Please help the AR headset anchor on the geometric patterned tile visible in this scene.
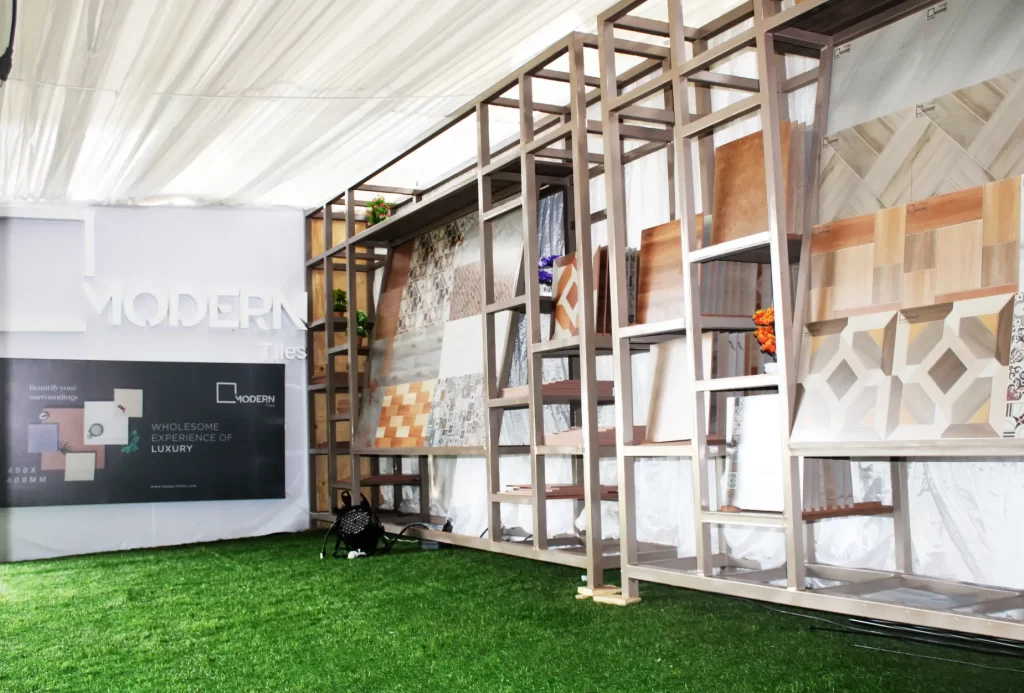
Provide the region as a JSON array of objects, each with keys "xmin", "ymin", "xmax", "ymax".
[
  {"xmin": 374, "ymin": 380, "xmax": 435, "ymax": 448},
  {"xmin": 424, "ymin": 374, "xmax": 485, "ymax": 447}
]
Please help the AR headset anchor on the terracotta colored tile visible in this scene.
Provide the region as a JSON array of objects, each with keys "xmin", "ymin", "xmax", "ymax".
[
  {"xmin": 981, "ymin": 176, "xmax": 1021, "ymax": 246},
  {"xmin": 811, "ymin": 212, "xmax": 875, "ymax": 254},
  {"xmin": 873, "ymin": 205, "xmax": 906, "ymax": 266},
  {"xmin": 934, "ymin": 220, "xmax": 983, "ymax": 296},
  {"xmin": 934, "ymin": 284, "xmax": 1018, "ymax": 304},
  {"xmin": 905, "ymin": 185, "xmax": 982, "ymax": 235},
  {"xmin": 375, "ymin": 243, "xmax": 414, "ymax": 341},
  {"xmin": 903, "ymin": 230, "xmax": 935, "ymax": 273},
  {"xmin": 712, "ymin": 122, "xmax": 792, "ymax": 245},
  {"xmin": 553, "ymin": 254, "xmax": 580, "ymax": 336}
]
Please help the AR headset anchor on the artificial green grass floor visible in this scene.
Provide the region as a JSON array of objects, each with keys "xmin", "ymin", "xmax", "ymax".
[{"xmin": 1, "ymin": 533, "xmax": 1021, "ymax": 692}]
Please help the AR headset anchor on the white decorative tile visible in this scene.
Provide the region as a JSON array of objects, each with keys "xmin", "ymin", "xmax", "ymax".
[
  {"xmin": 64, "ymin": 452, "xmax": 96, "ymax": 482},
  {"xmin": 114, "ymin": 389, "xmax": 143, "ymax": 417},
  {"xmin": 83, "ymin": 401, "xmax": 130, "ymax": 446}
]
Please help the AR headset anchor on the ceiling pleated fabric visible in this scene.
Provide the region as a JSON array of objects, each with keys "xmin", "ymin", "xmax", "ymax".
[{"xmin": 0, "ymin": 0, "xmax": 631, "ymax": 208}]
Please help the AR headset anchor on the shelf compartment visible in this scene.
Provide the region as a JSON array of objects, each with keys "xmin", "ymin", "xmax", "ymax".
[
  {"xmin": 485, "ymin": 295, "xmax": 554, "ymax": 314},
  {"xmin": 332, "ymin": 474, "xmax": 421, "ymax": 489},
  {"xmin": 503, "ymin": 484, "xmax": 618, "ymax": 500},
  {"xmin": 688, "ymin": 232, "xmax": 802, "ymax": 265},
  {"xmin": 531, "ymin": 334, "xmax": 614, "ymax": 357},
  {"xmin": 802, "ymin": 502, "xmax": 893, "ymax": 522},
  {"xmin": 702, "ymin": 510, "xmax": 785, "ymax": 528},
  {"xmin": 695, "ymin": 374, "xmax": 778, "ymax": 392},
  {"xmin": 490, "ymin": 380, "xmax": 615, "ymax": 410}
]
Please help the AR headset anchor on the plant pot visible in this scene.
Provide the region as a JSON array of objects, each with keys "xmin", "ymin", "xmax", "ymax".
[
  {"xmin": 763, "ymin": 361, "xmax": 779, "ymax": 375},
  {"xmin": 332, "ymin": 310, "xmax": 346, "ymax": 319}
]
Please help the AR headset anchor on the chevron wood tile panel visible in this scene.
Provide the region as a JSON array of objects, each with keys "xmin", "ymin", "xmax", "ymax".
[{"xmin": 819, "ymin": 68, "xmax": 1024, "ymax": 225}]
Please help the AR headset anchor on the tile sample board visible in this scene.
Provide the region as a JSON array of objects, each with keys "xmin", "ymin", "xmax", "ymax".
[
  {"xmin": 819, "ymin": 68, "xmax": 1024, "ymax": 225},
  {"xmin": 726, "ymin": 394, "xmax": 784, "ymax": 513},
  {"xmin": 646, "ymin": 334, "xmax": 713, "ymax": 442},
  {"xmin": 552, "ymin": 254, "xmax": 580, "ymax": 338},
  {"xmin": 793, "ymin": 294, "xmax": 1014, "ymax": 444},
  {"xmin": 362, "ymin": 210, "xmax": 522, "ymax": 450},
  {"xmin": 711, "ymin": 121, "xmax": 792, "ymax": 245},
  {"xmin": 808, "ymin": 177, "xmax": 1021, "ymax": 323},
  {"xmin": 636, "ymin": 216, "xmax": 705, "ymax": 324}
]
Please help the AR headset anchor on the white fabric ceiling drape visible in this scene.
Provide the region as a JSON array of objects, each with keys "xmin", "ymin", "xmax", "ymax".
[{"xmin": 0, "ymin": 0, "xmax": 742, "ymax": 208}]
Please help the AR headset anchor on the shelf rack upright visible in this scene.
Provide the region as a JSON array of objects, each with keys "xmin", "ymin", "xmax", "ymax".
[{"xmin": 305, "ymin": 31, "xmax": 677, "ymax": 587}]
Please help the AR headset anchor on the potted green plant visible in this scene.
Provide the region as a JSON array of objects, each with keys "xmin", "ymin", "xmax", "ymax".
[
  {"xmin": 366, "ymin": 196, "xmax": 391, "ymax": 227},
  {"xmin": 332, "ymin": 288, "xmax": 347, "ymax": 318},
  {"xmin": 346, "ymin": 310, "xmax": 370, "ymax": 346}
]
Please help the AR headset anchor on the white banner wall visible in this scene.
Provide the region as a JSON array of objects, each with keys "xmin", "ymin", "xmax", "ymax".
[{"xmin": 0, "ymin": 205, "xmax": 308, "ymax": 561}]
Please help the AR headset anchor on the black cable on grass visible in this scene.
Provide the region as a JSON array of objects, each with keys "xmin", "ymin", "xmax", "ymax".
[
  {"xmin": 852, "ymin": 644, "xmax": 1024, "ymax": 674},
  {"xmin": 738, "ymin": 597, "xmax": 1023, "ymax": 661}
]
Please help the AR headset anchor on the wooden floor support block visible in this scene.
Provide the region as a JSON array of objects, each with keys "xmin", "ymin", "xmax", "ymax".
[
  {"xmin": 593, "ymin": 594, "xmax": 643, "ymax": 606},
  {"xmin": 576, "ymin": 585, "xmax": 622, "ymax": 600}
]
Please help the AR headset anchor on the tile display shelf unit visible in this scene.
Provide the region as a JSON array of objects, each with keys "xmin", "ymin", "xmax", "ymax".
[
  {"xmin": 302, "ymin": 31, "xmax": 686, "ymax": 592},
  {"xmin": 593, "ymin": 0, "xmax": 1024, "ymax": 641}
]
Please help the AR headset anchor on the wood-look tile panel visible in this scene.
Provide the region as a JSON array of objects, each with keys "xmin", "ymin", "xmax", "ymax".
[{"xmin": 712, "ymin": 122, "xmax": 791, "ymax": 245}]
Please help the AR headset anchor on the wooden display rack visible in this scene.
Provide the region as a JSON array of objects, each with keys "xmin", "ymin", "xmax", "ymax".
[
  {"xmin": 593, "ymin": 0, "xmax": 1024, "ymax": 641},
  {"xmin": 303, "ymin": 31, "xmax": 685, "ymax": 589},
  {"xmin": 303, "ymin": 0, "xmax": 1024, "ymax": 640}
]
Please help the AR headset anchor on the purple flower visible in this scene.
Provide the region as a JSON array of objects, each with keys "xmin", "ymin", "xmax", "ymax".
[
  {"xmin": 538, "ymin": 254, "xmax": 561, "ymax": 269},
  {"xmin": 538, "ymin": 269, "xmax": 553, "ymax": 286}
]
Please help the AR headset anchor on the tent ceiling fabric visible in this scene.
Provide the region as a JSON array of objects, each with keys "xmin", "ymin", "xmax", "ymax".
[{"xmin": 0, "ymin": 0, "xmax": 636, "ymax": 208}]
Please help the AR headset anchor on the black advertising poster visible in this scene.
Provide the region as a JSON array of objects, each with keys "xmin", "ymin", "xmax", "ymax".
[{"xmin": 1, "ymin": 358, "xmax": 285, "ymax": 507}]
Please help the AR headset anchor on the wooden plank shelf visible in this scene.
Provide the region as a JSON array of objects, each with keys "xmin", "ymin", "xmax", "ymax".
[
  {"xmin": 531, "ymin": 334, "xmax": 614, "ymax": 357},
  {"xmin": 802, "ymin": 502, "xmax": 893, "ymax": 522},
  {"xmin": 490, "ymin": 380, "xmax": 615, "ymax": 409},
  {"xmin": 688, "ymin": 231, "xmax": 802, "ymax": 265},
  {"xmin": 502, "ymin": 484, "xmax": 619, "ymax": 500},
  {"xmin": 332, "ymin": 475, "xmax": 421, "ymax": 489}
]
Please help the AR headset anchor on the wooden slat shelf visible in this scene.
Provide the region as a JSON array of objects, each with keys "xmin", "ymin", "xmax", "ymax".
[
  {"xmin": 802, "ymin": 502, "xmax": 893, "ymax": 522},
  {"xmin": 490, "ymin": 380, "xmax": 615, "ymax": 409},
  {"xmin": 332, "ymin": 475, "xmax": 421, "ymax": 489},
  {"xmin": 618, "ymin": 315, "xmax": 756, "ymax": 344},
  {"xmin": 688, "ymin": 231, "xmax": 802, "ymax": 265},
  {"xmin": 531, "ymin": 334, "xmax": 614, "ymax": 357},
  {"xmin": 502, "ymin": 484, "xmax": 619, "ymax": 500},
  {"xmin": 327, "ymin": 344, "xmax": 371, "ymax": 356}
]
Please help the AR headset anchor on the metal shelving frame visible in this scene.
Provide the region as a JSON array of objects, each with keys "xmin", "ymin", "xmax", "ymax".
[
  {"xmin": 303, "ymin": 31, "xmax": 681, "ymax": 587},
  {"xmin": 594, "ymin": 0, "xmax": 1024, "ymax": 641}
]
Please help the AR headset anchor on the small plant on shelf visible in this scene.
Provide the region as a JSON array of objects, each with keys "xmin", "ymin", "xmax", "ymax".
[
  {"xmin": 346, "ymin": 310, "xmax": 370, "ymax": 339},
  {"xmin": 753, "ymin": 307, "xmax": 776, "ymax": 362},
  {"xmin": 366, "ymin": 196, "xmax": 391, "ymax": 227},
  {"xmin": 333, "ymin": 288, "xmax": 347, "ymax": 314}
]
